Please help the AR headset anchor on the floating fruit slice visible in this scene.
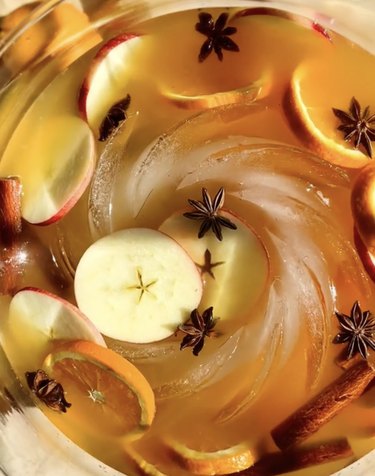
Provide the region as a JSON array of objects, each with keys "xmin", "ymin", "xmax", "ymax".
[
  {"xmin": 126, "ymin": 447, "xmax": 168, "ymax": 476},
  {"xmin": 1, "ymin": 2, "xmax": 101, "ymax": 73},
  {"xmin": 74, "ymin": 228, "xmax": 203, "ymax": 343},
  {"xmin": 163, "ymin": 72, "xmax": 271, "ymax": 110},
  {"xmin": 78, "ymin": 33, "xmax": 142, "ymax": 133},
  {"xmin": 166, "ymin": 439, "xmax": 255, "ymax": 475},
  {"xmin": 351, "ymin": 164, "xmax": 375, "ymax": 249},
  {"xmin": 284, "ymin": 60, "xmax": 373, "ymax": 168},
  {"xmin": 354, "ymin": 228, "xmax": 375, "ymax": 283},
  {"xmin": 43, "ymin": 340, "xmax": 155, "ymax": 439},
  {"xmin": 0, "ymin": 115, "xmax": 96, "ymax": 224},
  {"xmin": 159, "ymin": 211, "xmax": 269, "ymax": 325},
  {"xmin": 1, "ymin": 287, "xmax": 105, "ymax": 378}
]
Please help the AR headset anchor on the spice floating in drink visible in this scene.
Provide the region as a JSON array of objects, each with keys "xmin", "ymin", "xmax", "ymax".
[
  {"xmin": 195, "ymin": 12, "xmax": 239, "ymax": 62},
  {"xmin": 332, "ymin": 97, "xmax": 375, "ymax": 158},
  {"xmin": 25, "ymin": 369, "xmax": 71, "ymax": 413},
  {"xmin": 179, "ymin": 307, "xmax": 219, "ymax": 356},
  {"xmin": 183, "ymin": 187, "xmax": 237, "ymax": 241},
  {"xmin": 333, "ymin": 301, "xmax": 375, "ymax": 360},
  {"xmin": 99, "ymin": 94, "xmax": 131, "ymax": 142},
  {"xmin": 271, "ymin": 360, "xmax": 375, "ymax": 450},
  {"xmin": 196, "ymin": 249, "xmax": 225, "ymax": 279}
]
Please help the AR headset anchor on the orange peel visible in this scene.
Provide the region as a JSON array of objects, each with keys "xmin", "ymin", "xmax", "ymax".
[
  {"xmin": 43, "ymin": 340, "xmax": 156, "ymax": 440},
  {"xmin": 166, "ymin": 439, "xmax": 255, "ymax": 475},
  {"xmin": 163, "ymin": 71, "xmax": 271, "ymax": 110}
]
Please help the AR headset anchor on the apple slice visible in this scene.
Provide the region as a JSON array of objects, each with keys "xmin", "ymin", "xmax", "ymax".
[
  {"xmin": 159, "ymin": 210, "xmax": 269, "ymax": 326},
  {"xmin": 78, "ymin": 33, "xmax": 142, "ymax": 134},
  {"xmin": 0, "ymin": 115, "xmax": 96, "ymax": 225},
  {"xmin": 1, "ymin": 287, "xmax": 105, "ymax": 379},
  {"xmin": 74, "ymin": 228, "xmax": 203, "ymax": 343},
  {"xmin": 1, "ymin": 3, "xmax": 102, "ymax": 74},
  {"xmin": 351, "ymin": 163, "xmax": 375, "ymax": 249}
]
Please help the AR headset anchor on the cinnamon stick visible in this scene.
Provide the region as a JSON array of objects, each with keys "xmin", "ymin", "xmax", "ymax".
[
  {"xmin": 335, "ymin": 348, "xmax": 362, "ymax": 370},
  {"xmin": 0, "ymin": 177, "xmax": 22, "ymax": 247},
  {"xmin": 271, "ymin": 360, "xmax": 375, "ymax": 450},
  {"xmin": 228, "ymin": 438, "xmax": 353, "ymax": 476},
  {"xmin": 0, "ymin": 177, "xmax": 23, "ymax": 294}
]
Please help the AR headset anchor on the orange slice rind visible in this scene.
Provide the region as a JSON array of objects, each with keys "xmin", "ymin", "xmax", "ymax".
[
  {"xmin": 284, "ymin": 62, "xmax": 371, "ymax": 169},
  {"xmin": 166, "ymin": 439, "xmax": 255, "ymax": 475},
  {"xmin": 163, "ymin": 71, "xmax": 272, "ymax": 110},
  {"xmin": 126, "ymin": 447, "xmax": 168, "ymax": 476},
  {"xmin": 43, "ymin": 340, "xmax": 155, "ymax": 440}
]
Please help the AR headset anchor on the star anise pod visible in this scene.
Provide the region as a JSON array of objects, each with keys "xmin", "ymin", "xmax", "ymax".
[
  {"xmin": 333, "ymin": 301, "xmax": 375, "ymax": 360},
  {"xmin": 25, "ymin": 369, "xmax": 71, "ymax": 413},
  {"xmin": 332, "ymin": 97, "xmax": 375, "ymax": 158},
  {"xmin": 195, "ymin": 12, "xmax": 239, "ymax": 62},
  {"xmin": 99, "ymin": 94, "xmax": 131, "ymax": 142},
  {"xmin": 183, "ymin": 187, "xmax": 237, "ymax": 241},
  {"xmin": 179, "ymin": 307, "xmax": 218, "ymax": 356}
]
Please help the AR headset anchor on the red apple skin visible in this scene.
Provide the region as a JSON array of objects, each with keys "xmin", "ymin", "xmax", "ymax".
[
  {"xmin": 351, "ymin": 163, "xmax": 375, "ymax": 249},
  {"xmin": 353, "ymin": 227, "xmax": 375, "ymax": 283},
  {"xmin": 28, "ymin": 138, "xmax": 96, "ymax": 226},
  {"xmin": 38, "ymin": 159, "xmax": 95, "ymax": 226},
  {"xmin": 17, "ymin": 286, "xmax": 106, "ymax": 346},
  {"xmin": 78, "ymin": 33, "xmax": 139, "ymax": 121}
]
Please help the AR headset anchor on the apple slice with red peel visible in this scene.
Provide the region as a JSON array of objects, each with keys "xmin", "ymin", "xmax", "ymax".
[
  {"xmin": 0, "ymin": 115, "xmax": 96, "ymax": 225},
  {"xmin": 159, "ymin": 210, "xmax": 269, "ymax": 325},
  {"xmin": 74, "ymin": 228, "xmax": 203, "ymax": 343},
  {"xmin": 78, "ymin": 33, "xmax": 142, "ymax": 134},
  {"xmin": 354, "ymin": 227, "xmax": 375, "ymax": 283},
  {"xmin": 1, "ymin": 287, "xmax": 106, "ymax": 378}
]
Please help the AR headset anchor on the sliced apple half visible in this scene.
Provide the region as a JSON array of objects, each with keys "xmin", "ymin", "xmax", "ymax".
[
  {"xmin": 159, "ymin": 211, "xmax": 269, "ymax": 326},
  {"xmin": 1, "ymin": 3, "xmax": 101, "ymax": 74},
  {"xmin": 166, "ymin": 439, "xmax": 255, "ymax": 475},
  {"xmin": 0, "ymin": 115, "xmax": 96, "ymax": 225},
  {"xmin": 74, "ymin": 228, "xmax": 203, "ymax": 343},
  {"xmin": 351, "ymin": 164, "xmax": 375, "ymax": 250},
  {"xmin": 354, "ymin": 227, "xmax": 375, "ymax": 284},
  {"xmin": 78, "ymin": 33, "xmax": 142, "ymax": 134},
  {"xmin": 1, "ymin": 287, "xmax": 105, "ymax": 378},
  {"xmin": 163, "ymin": 72, "xmax": 271, "ymax": 111}
]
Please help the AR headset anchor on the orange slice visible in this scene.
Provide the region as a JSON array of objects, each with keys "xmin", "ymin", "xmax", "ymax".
[
  {"xmin": 163, "ymin": 71, "xmax": 271, "ymax": 110},
  {"xmin": 166, "ymin": 439, "xmax": 255, "ymax": 475},
  {"xmin": 126, "ymin": 447, "xmax": 168, "ymax": 476},
  {"xmin": 284, "ymin": 58, "xmax": 375, "ymax": 169},
  {"xmin": 42, "ymin": 340, "xmax": 155, "ymax": 440}
]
